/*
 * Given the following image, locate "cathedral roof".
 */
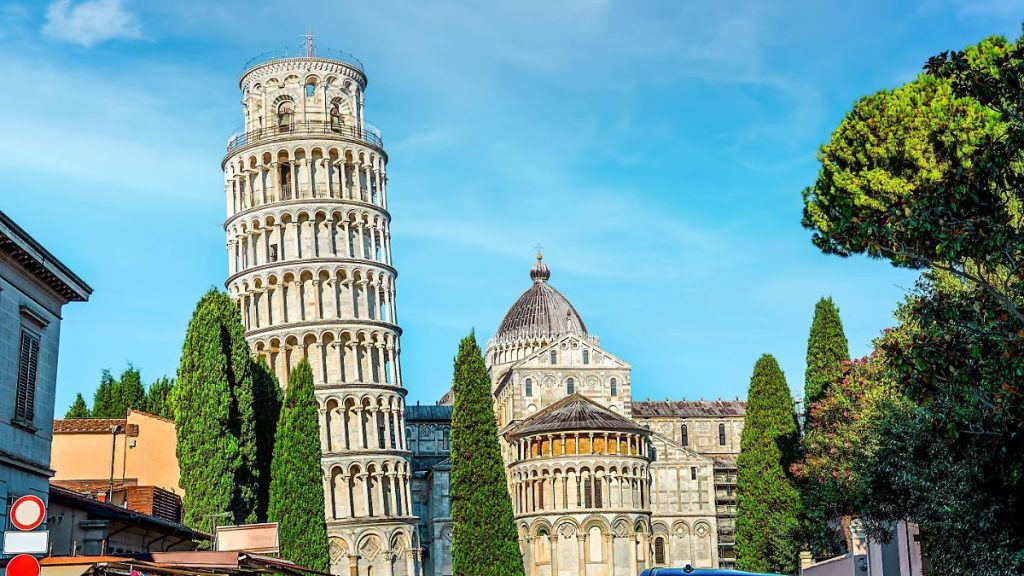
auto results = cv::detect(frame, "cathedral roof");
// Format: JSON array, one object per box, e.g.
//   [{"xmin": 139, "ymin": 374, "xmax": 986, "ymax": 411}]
[
  {"xmin": 631, "ymin": 400, "xmax": 747, "ymax": 419},
  {"xmin": 494, "ymin": 254, "xmax": 588, "ymax": 344},
  {"xmin": 508, "ymin": 394, "xmax": 648, "ymax": 439}
]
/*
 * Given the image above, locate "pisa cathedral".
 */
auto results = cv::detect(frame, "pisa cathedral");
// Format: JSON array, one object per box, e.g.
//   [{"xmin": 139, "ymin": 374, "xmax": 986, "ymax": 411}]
[{"xmin": 221, "ymin": 46, "xmax": 745, "ymax": 576}]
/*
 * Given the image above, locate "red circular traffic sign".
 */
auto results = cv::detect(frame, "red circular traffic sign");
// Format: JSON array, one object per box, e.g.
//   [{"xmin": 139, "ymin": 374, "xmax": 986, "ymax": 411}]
[
  {"xmin": 6, "ymin": 554, "xmax": 40, "ymax": 576},
  {"xmin": 10, "ymin": 495, "xmax": 45, "ymax": 530}
]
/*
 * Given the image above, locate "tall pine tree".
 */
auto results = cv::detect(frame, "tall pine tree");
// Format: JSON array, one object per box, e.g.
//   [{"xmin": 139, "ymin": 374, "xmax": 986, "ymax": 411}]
[
  {"xmin": 65, "ymin": 393, "xmax": 90, "ymax": 418},
  {"xmin": 736, "ymin": 354, "xmax": 802, "ymax": 575},
  {"xmin": 92, "ymin": 369, "xmax": 118, "ymax": 417},
  {"xmin": 252, "ymin": 357, "xmax": 281, "ymax": 523},
  {"xmin": 145, "ymin": 377, "xmax": 176, "ymax": 419},
  {"xmin": 175, "ymin": 289, "xmax": 264, "ymax": 529},
  {"xmin": 118, "ymin": 365, "xmax": 147, "ymax": 415},
  {"xmin": 802, "ymin": 297, "xmax": 850, "ymax": 558},
  {"xmin": 450, "ymin": 331, "xmax": 524, "ymax": 576},
  {"xmin": 91, "ymin": 365, "xmax": 147, "ymax": 418},
  {"xmin": 804, "ymin": 297, "xmax": 849, "ymax": 416},
  {"xmin": 267, "ymin": 359, "xmax": 328, "ymax": 571}
]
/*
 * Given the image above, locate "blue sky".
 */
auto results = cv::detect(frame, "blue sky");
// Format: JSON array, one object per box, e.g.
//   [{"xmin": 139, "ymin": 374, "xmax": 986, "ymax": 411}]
[{"xmin": 3, "ymin": 0, "xmax": 1022, "ymax": 414}]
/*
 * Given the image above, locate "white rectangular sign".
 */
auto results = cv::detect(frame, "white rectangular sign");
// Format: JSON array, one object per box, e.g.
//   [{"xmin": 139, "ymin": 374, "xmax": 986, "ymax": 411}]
[{"xmin": 2, "ymin": 530, "xmax": 49, "ymax": 554}]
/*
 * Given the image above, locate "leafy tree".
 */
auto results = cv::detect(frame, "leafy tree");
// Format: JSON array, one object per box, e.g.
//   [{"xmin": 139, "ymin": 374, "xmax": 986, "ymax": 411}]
[
  {"xmin": 65, "ymin": 393, "xmax": 90, "ymax": 418},
  {"xmin": 145, "ymin": 376, "xmax": 176, "ymax": 419},
  {"xmin": 251, "ymin": 357, "xmax": 281, "ymax": 522},
  {"xmin": 175, "ymin": 288, "xmax": 261, "ymax": 529},
  {"xmin": 735, "ymin": 354, "xmax": 802, "ymax": 575},
  {"xmin": 804, "ymin": 297, "xmax": 849, "ymax": 414},
  {"xmin": 450, "ymin": 331, "xmax": 524, "ymax": 576},
  {"xmin": 802, "ymin": 32, "xmax": 1024, "ymax": 573},
  {"xmin": 92, "ymin": 369, "xmax": 117, "ymax": 418},
  {"xmin": 267, "ymin": 359, "xmax": 328, "ymax": 572}
]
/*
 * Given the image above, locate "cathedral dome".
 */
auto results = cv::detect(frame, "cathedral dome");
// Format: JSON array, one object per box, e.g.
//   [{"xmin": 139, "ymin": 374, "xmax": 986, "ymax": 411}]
[{"xmin": 494, "ymin": 254, "xmax": 588, "ymax": 343}]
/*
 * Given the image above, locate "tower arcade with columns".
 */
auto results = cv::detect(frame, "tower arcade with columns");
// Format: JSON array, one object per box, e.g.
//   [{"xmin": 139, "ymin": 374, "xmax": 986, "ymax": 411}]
[{"xmin": 222, "ymin": 44, "xmax": 420, "ymax": 576}]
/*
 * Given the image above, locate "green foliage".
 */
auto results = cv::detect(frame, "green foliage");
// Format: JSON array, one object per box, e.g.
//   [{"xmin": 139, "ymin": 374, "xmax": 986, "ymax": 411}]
[
  {"xmin": 118, "ymin": 365, "xmax": 146, "ymax": 415},
  {"xmin": 252, "ymin": 357, "xmax": 281, "ymax": 523},
  {"xmin": 801, "ymin": 31, "xmax": 1024, "ymax": 574},
  {"xmin": 795, "ymin": 352, "xmax": 906, "ymax": 557},
  {"xmin": 863, "ymin": 278, "xmax": 1024, "ymax": 573},
  {"xmin": 145, "ymin": 377, "xmax": 176, "ymax": 420},
  {"xmin": 267, "ymin": 359, "xmax": 328, "ymax": 572},
  {"xmin": 175, "ymin": 288, "xmax": 263, "ymax": 529},
  {"xmin": 91, "ymin": 365, "xmax": 148, "ymax": 418},
  {"xmin": 450, "ymin": 331, "xmax": 524, "ymax": 576},
  {"xmin": 92, "ymin": 369, "xmax": 117, "ymax": 418},
  {"xmin": 735, "ymin": 354, "xmax": 802, "ymax": 575},
  {"xmin": 65, "ymin": 393, "xmax": 90, "ymax": 418},
  {"xmin": 800, "ymin": 297, "xmax": 850, "ymax": 558},
  {"xmin": 804, "ymin": 297, "xmax": 849, "ymax": 413}
]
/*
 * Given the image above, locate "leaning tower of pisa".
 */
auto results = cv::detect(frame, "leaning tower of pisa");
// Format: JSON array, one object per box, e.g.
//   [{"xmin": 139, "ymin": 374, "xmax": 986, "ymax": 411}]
[{"xmin": 222, "ymin": 40, "xmax": 420, "ymax": 576}]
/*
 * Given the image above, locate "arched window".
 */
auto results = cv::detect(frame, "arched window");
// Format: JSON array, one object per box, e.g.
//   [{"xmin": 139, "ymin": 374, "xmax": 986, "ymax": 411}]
[
  {"xmin": 305, "ymin": 81, "xmax": 316, "ymax": 98},
  {"xmin": 566, "ymin": 378, "xmax": 574, "ymax": 394},
  {"xmin": 610, "ymin": 377, "xmax": 617, "ymax": 397},
  {"xmin": 277, "ymin": 101, "xmax": 294, "ymax": 128},
  {"xmin": 654, "ymin": 536, "xmax": 666, "ymax": 565},
  {"xmin": 525, "ymin": 378, "xmax": 533, "ymax": 397},
  {"xmin": 719, "ymin": 423, "xmax": 727, "ymax": 446},
  {"xmin": 681, "ymin": 423, "xmax": 688, "ymax": 446},
  {"xmin": 582, "ymin": 350, "xmax": 590, "ymax": 365},
  {"xmin": 550, "ymin": 350, "xmax": 557, "ymax": 364}
]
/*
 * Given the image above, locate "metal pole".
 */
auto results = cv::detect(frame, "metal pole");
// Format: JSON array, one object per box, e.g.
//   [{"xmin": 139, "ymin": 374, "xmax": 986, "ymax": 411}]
[{"xmin": 108, "ymin": 424, "xmax": 120, "ymax": 503}]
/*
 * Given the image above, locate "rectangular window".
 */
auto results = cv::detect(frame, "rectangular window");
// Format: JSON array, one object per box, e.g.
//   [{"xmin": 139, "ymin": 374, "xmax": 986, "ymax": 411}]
[
  {"xmin": 691, "ymin": 466, "xmax": 697, "ymax": 480},
  {"xmin": 15, "ymin": 329, "xmax": 40, "ymax": 425}
]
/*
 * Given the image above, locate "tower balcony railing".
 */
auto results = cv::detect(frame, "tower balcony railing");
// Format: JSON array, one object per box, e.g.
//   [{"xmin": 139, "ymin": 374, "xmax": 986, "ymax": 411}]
[
  {"xmin": 243, "ymin": 47, "xmax": 365, "ymax": 73},
  {"xmin": 226, "ymin": 121, "xmax": 384, "ymax": 154}
]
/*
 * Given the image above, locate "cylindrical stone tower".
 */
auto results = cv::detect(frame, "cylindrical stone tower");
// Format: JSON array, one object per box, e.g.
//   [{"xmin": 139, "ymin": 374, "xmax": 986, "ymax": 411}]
[{"xmin": 222, "ymin": 42, "xmax": 420, "ymax": 576}]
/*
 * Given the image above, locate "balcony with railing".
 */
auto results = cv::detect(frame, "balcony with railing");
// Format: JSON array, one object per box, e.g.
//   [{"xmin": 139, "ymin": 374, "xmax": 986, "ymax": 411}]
[
  {"xmin": 226, "ymin": 120, "xmax": 384, "ymax": 154},
  {"xmin": 242, "ymin": 47, "xmax": 365, "ymax": 74}
]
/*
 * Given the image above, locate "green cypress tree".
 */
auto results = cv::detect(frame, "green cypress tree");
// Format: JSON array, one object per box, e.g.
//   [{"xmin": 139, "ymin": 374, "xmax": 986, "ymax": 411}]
[
  {"xmin": 267, "ymin": 359, "xmax": 328, "ymax": 571},
  {"xmin": 65, "ymin": 393, "xmax": 90, "ymax": 418},
  {"xmin": 92, "ymin": 369, "xmax": 117, "ymax": 417},
  {"xmin": 251, "ymin": 357, "xmax": 281, "ymax": 522},
  {"xmin": 804, "ymin": 297, "xmax": 849, "ymax": 416},
  {"xmin": 736, "ymin": 354, "xmax": 802, "ymax": 575},
  {"xmin": 802, "ymin": 297, "xmax": 850, "ymax": 558},
  {"xmin": 145, "ymin": 376, "xmax": 176, "ymax": 419},
  {"xmin": 450, "ymin": 331, "xmax": 524, "ymax": 576},
  {"xmin": 175, "ymin": 289, "xmax": 260, "ymax": 529},
  {"xmin": 117, "ymin": 364, "xmax": 147, "ymax": 416}
]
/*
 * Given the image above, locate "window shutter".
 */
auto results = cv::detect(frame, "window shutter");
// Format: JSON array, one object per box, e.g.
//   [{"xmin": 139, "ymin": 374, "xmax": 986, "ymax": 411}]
[{"xmin": 15, "ymin": 330, "xmax": 40, "ymax": 424}]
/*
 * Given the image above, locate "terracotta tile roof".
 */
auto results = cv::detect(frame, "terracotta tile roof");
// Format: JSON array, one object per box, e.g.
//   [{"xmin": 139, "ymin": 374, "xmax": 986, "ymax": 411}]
[
  {"xmin": 631, "ymin": 400, "xmax": 746, "ymax": 419},
  {"xmin": 53, "ymin": 418, "xmax": 139, "ymax": 437},
  {"xmin": 508, "ymin": 394, "xmax": 648, "ymax": 439}
]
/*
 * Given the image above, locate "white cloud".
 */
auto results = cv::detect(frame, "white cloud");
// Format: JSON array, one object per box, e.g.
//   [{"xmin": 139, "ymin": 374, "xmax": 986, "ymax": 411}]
[{"xmin": 42, "ymin": 0, "xmax": 141, "ymax": 47}]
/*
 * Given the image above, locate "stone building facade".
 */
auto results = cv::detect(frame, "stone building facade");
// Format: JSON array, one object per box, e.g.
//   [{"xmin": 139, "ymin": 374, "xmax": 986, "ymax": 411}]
[
  {"xmin": 222, "ymin": 45, "xmax": 418, "ymax": 576},
  {"xmin": 0, "ymin": 210, "xmax": 90, "ymax": 530}
]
